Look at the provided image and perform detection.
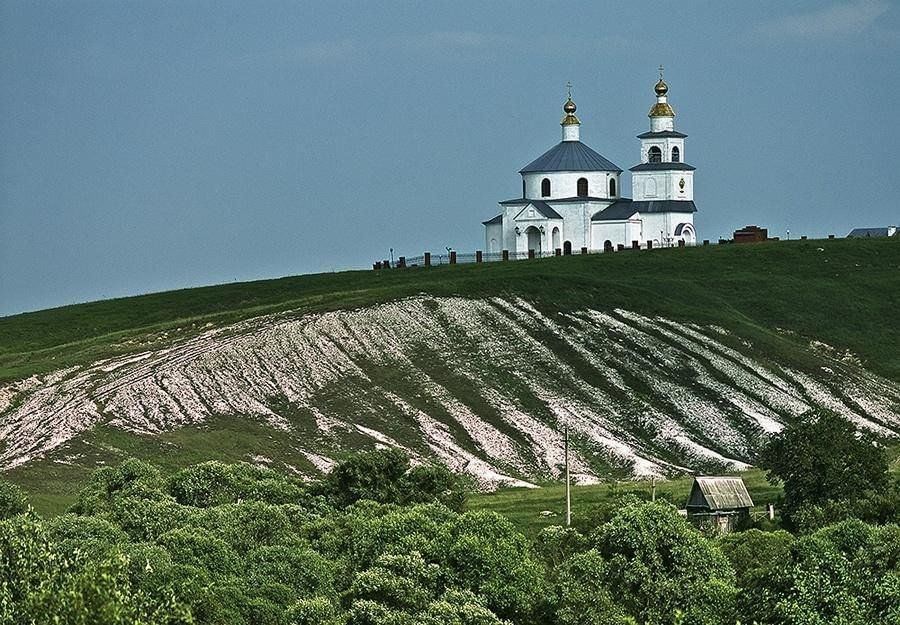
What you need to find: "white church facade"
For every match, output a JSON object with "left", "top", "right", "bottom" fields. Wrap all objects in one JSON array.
[{"left": 484, "top": 74, "right": 697, "bottom": 255}]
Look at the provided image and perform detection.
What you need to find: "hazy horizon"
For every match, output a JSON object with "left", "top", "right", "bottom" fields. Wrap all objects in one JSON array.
[{"left": 3, "top": 1, "right": 899, "bottom": 316}]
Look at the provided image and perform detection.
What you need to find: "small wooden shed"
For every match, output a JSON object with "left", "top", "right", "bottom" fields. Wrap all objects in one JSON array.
[{"left": 685, "top": 476, "right": 753, "bottom": 533}]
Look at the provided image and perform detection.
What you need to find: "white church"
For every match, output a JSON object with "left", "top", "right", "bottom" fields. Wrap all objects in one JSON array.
[{"left": 484, "top": 72, "right": 697, "bottom": 255}]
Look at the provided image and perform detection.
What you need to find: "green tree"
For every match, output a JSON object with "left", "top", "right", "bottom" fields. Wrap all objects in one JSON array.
[
  {"left": 550, "top": 550, "right": 630, "bottom": 625},
  {"left": 317, "top": 450, "right": 466, "bottom": 510},
  {"left": 720, "top": 529, "right": 795, "bottom": 623},
  {"left": 760, "top": 409, "right": 889, "bottom": 526},
  {"left": 0, "top": 480, "right": 28, "bottom": 519},
  {"left": 69, "top": 458, "right": 167, "bottom": 515},
  {"left": 592, "top": 501, "right": 737, "bottom": 625},
  {"left": 167, "top": 461, "right": 304, "bottom": 508}
]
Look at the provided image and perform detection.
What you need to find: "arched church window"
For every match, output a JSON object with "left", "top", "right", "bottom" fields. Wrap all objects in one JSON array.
[
  {"left": 648, "top": 146, "right": 662, "bottom": 163},
  {"left": 541, "top": 178, "right": 551, "bottom": 197},
  {"left": 609, "top": 178, "right": 616, "bottom": 197},
  {"left": 671, "top": 146, "right": 680, "bottom": 162},
  {"left": 577, "top": 178, "right": 588, "bottom": 197}
]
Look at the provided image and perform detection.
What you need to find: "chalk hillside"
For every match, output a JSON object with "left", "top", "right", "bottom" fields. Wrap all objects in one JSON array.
[{"left": 2, "top": 239, "right": 899, "bottom": 509}]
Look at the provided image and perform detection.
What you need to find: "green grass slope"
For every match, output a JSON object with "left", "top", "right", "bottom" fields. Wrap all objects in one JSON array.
[
  {"left": 2, "top": 239, "right": 899, "bottom": 516},
  {"left": 2, "top": 238, "right": 899, "bottom": 381}
]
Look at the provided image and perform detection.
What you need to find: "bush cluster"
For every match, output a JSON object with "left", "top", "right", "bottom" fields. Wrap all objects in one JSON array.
[{"left": 1, "top": 422, "right": 898, "bottom": 624}]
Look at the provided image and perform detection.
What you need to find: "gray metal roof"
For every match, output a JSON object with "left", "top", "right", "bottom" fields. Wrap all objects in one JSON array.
[
  {"left": 591, "top": 200, "right": 637, "bottom": 221},
  {"left": 520, "top": 141, "right": 622, "bottom": 174},
  {"left": 500, "top": 196, "right": 609, "bottom": 205},
  {"left": 520, "top": 201, "right": 563, "bottom": 219},
  {"left": 637, "top": 130, "right": 688, "bottom": 139},
  {"left": 847, "top": 227, "right": 897, "bottom": 238},
  {"left": 687, "top": 477, "right": 753, "bottom": 511},
  {"left": 591, "top": 199, "right": 696, "bottom": 221},
  {"left": 482, "top": 214, "right": 503, "bottom": 225},
  {"left": 629, "top": 162, "right": 696, "bottom": 172}
]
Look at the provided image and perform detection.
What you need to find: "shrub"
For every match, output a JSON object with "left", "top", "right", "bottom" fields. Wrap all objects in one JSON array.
[
  {"left": 0, "top": 480, "right": 28, "bottom": 519},
  {"left": 592, "top": 501, "right": 737, "bottom": 625}
]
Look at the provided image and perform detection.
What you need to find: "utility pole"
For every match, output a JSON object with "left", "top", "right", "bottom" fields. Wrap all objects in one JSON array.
[
  {"left": 651, "top": 476, "right": 657, "bottom": 502},
  {"left": 565, "top": 423, "right": 571, "bottom": 526}
]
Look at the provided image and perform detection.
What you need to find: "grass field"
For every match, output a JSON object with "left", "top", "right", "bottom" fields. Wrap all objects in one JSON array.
[
  {"left": 467, "top": 469, "right": 782, "bottom": 536},
  {"left": 2, "top": 238, "right": 899, "bottom": 382},
  {"left": 3, "top": 238, "right": 899, "bottom": 520}
]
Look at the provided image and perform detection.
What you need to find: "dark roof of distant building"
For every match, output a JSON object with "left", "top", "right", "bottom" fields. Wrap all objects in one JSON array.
[
  {"left": 687, "top": 477, "right": 754, "bottom": 511},
  {"left": 499, "top": 196, "right": 610, "bottom": 205},
  {"left": 629, "top": 162, "right": 696, "bottom": 172},
  {"left": 520, "top": 141, "right": 622, "bottom": 174},
  {"left": 482, "top": 214, "right": 503, "bottom": 225},
  {"left": 637, "top": 130, "right": 688, "bottom": 139},
  {"left": 847, "top": 226, "right": 897, "bottom": 238},
  {"left": 591, "top": 199, "right": 697, "bottom": 221}
]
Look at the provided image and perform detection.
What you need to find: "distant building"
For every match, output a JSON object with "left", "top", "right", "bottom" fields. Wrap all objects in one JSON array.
[
  {"left": 484, "top": 69, "right": 698, "bottom": 255},
  {"left": 685, "top": 476, "right": 753, "bottom": 533},
  {"left": 847, "top": 226, "right": 897, "bottom": 238},
  {"left": 733, "top": 225, "right": 768, "bottom": 244}
]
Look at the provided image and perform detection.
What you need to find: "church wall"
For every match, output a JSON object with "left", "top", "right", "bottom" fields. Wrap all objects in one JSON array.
[
  {"left": 590, "top": 220, "right": 643, "bottom": 249},
  {"left": 524, "top": 172, "right": 619, "bottom": 200},
  {"left": 632, "top": 171, "right": 693, "bottom": 201},
  {"left": 641, "top": 212, "right": 695, "bottom": 246},
  {"left": 639, "top": 138, "right": 684, "bottom": 164},
  {"left": 550, "top": 202, "right": 600, "bottom": 250},
  {"left": 484, "top": 222, "right": 503, "bottom": 254},
  {"left": 670, "top": 172, "right": 693, "bottom": 200},
  {"left": 650, "top": 115, "right": 674, "bottom": 132}
]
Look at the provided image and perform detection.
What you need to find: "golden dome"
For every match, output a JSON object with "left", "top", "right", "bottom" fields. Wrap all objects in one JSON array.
[
  {"left": 648, "top": 102, "right": 675, "bottom": 117},
  {"left": 561, "top": 96, "right": 580, "bottom": 125},
  {"left": 654, "top": 78, "right": 669, "bottom": 96}
]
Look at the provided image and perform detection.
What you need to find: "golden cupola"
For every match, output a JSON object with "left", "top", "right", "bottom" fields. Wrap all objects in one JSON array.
[
  {"left": 648, "top": 69, "right": 675, "bottom": 118},
  {"left": 561, "top": 96, "right": 580, "bottom": 126}
]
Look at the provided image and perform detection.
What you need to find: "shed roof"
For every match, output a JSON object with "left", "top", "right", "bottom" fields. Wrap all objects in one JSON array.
[
  {"left": 687, "top": 477, "right": 753, "bottom": 511},
  {"left": 520, "top": 141, "right": 622, "bottom": 174}
]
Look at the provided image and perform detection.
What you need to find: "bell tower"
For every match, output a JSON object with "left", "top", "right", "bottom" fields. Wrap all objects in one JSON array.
[{"left": 630, "top": 67, "right": 695, "bottom": 203}]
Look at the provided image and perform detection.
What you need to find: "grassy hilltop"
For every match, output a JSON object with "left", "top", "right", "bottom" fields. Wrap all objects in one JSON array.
[
  {"left": 2, "top": 238, "right": 899, "bottom": 515},
  {"left": 2, "top": 238, "right": 899, "bottom": 381}
]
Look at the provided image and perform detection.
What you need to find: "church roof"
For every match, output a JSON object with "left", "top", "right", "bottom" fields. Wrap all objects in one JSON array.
[
  {"left": 637, "top": 130, "right": 687, "bottom": 139},
  {"left": 520, "top": 141, "right": 622, "bottom": 174},
  {"left": 520, "top": 201, "right": 563, "bottom": 220},
  {"left": 629, "top": 162, "right": 696, "bottom": 172},
  {"left": 482, "top": 214, "right": 503, "bottom": 225},
  {"left": 499, "top": 196, "right": 609, "bottom": 205},
  {"left": 591, "top": 199, "right": 697, "bottom": 221},
  {"left": 590, "top": 200, "right": 638, "bottom": 221}
]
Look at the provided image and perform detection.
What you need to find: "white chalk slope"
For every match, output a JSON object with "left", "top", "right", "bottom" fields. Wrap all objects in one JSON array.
[{"left": 2, "top": 297, "right": 898, "bottom": 487}]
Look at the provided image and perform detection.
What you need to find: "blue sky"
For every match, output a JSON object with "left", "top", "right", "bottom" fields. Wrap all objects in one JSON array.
[{"left": 2, "top": 1, "right": 899, "bottom": 316}]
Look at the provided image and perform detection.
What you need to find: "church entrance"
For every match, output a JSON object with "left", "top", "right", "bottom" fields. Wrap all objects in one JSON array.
[
  {"left": 525, "top": 226, "right": 542, "bottom": 254},
  {"left": 563, "top": 241, "right": 572, "bottom": 255}
]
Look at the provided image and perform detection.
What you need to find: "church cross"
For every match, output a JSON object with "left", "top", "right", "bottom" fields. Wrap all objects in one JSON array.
[
  {"left": 658, "top": 65, "right": 664, "bottom": 80},
  {"left": 566, "top": 81, "right": 573, "bottom": 99}
]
